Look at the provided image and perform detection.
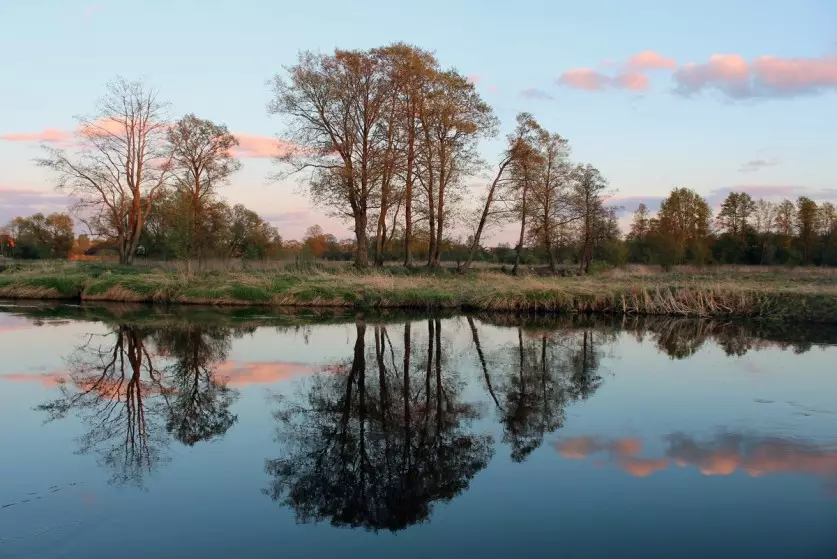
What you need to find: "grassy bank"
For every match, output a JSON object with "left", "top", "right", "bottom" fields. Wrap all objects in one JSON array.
[{"left": 2, "top": 262, "right": 837, "bottom": 322}]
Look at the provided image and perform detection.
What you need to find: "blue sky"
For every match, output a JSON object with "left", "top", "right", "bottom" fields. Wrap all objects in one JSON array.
[{"left": 1, "top": 0, "right": 836, "bottom": 241}]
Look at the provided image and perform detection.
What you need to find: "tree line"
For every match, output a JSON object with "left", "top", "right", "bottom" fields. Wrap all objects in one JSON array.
[
  {"left": 4, "top": 44, "right": 835, "bottom": 269},
  {"left": 627, "top": 188, "right": 837, "bottom": 267}
]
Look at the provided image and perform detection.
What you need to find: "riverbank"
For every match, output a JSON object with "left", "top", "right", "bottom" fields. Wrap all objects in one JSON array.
[{"left": 2, "top": 263, "right": 837, "bottom": 322}]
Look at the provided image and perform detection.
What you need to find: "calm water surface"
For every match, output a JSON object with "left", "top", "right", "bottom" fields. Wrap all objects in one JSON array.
[{"left": 1, "top": 303, "right": 836, "bottom": 558}]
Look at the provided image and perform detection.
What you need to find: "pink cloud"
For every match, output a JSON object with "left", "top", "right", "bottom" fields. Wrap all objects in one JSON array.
[
  {"left": 0, "top": 129, "right": 71, "bottom": 144},
  {"left": 216, "top": 361, "right": 315, "bottom": 386},
  {"left": 234, "top": 133, "right": 296, "bottom": 159},
  {"left": 557, "top": 69, "right": 648, "bottom": 92},
  {"left": 466, "top": 74, "right": 483, "bottom": 85},
  {"left": 752, "top": 55, "right": 837, "bottom": 94},
  {"left": 614, "top": 72, "right": 649, "bottom": 91},
  {"left": 626, "top": 50, "right": 677, "bottom": 71},
  {"left": 487, "top": 85, "right": 499, "bottom": 93},
  {"left": 674, "top": 54, "right": 837, "bottom": 98}
]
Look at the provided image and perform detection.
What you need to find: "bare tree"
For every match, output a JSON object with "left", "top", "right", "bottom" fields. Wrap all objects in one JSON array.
[
  {"left": 527, "top": 130, "right": 575, "bottom": 272},
  {"left": 269, "top": 50, "right": 391, "bottom": 268},
  {"left": 372, "top": 44, "right": 439, "bottom": 268},
  {"left": 572, "top": 164, "right": 610, "bottom": 274},
  {"left": 416, "top": 70, "right": 496, "bottom": 267},
  {"left": 167, "top": 114, "right": 240, "bottom": 271},
  {"left": 39, "top": 77, "right": 171, "bottom": 265},
  {"left": 463, "top": 113, "right": 541, "bottom": 271},
  {"left": 507, "top": 114, "right": 545, "bottom": 275}
]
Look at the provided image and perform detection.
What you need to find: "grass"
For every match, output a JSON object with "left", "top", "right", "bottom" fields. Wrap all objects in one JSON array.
[{"left": 2, "top": 261, "right": 837, "bottom": 322}]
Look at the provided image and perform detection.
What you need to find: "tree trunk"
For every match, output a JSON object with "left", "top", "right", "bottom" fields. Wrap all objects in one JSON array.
[
  {"left": 403, "top": 321, "right": 411, "bottom": 453},
  {"left": 464, "top": 160, "right": 510, "bottom": 270},
  {"left": 403, "top": 118, "right": 415, "bottom": 269},
  {"left": 354, "top": 211, "right": 369, "bottom": 268},
  {"left": 467, "top": 316, "right": 500, "bottom": 409},
  {"left": 512, "top": 184, "right": 528, "bottom": 276}
]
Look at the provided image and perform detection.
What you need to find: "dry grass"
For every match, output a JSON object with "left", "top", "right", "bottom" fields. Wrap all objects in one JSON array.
[{"left": 2, "top": 262, "right": 837, "bottom": 322}]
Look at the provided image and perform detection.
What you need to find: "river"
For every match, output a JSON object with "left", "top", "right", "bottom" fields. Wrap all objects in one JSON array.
[{"left": 1, "top": 302, "right": 836, "bottom": 558}]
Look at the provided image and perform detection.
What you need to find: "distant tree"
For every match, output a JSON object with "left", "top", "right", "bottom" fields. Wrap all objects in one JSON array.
[
  {"left": 4, "top": 212, "right": 74, "bottom": 259},
  {"left": 227, "top": 204, "right": 281, "bottom": 259},
  {"left": 167, "top": 114, "right": 241, "bottom": 271},
  {"left": 652, "top": 187, "right": 712, "bottom": 264},
  {"left": 75, "top": 233, "right": 91, "bottom": 255},
  {"left": 39, "top": 77, "right": 172, "bottom": 265},
  {"left": 572, "top": 164, "right": 610, "bottom": 273},
  {"left": 303, "top": 224, "right": 329, "bottom": 258},
  {"left": 774, "top": 199, "right": 796, "bottom": 236},
  {"left": 627, "top": 203, "right": 652, "bottom": 263},
  {"left": 717, "top": 192, "right": 755, "bottom": 237},
  {"left": 795, "top": 196, "right": 819, "bottom": 264}
]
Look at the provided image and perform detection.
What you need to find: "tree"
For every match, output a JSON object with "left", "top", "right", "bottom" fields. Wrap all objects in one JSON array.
[
  {"left": 753, "top": 199, "right": 777, "bottom": 264},
  {"left": 627, "top": 203, "right": 652, "bottom": 263},
  {"left": 167, "top": 114, "right": 240, "bottom": 271},
  {"left": 303, "top": 224, "right": 329, "bottom": 258},
  {"left": 4, "top": 212, "right": 74, "bottom": 259},
  {"left": 464, "top": 113, "right": 540, "bottom": 271},
  {"left": 39, "top": 77, "right": 172, "bottom": 265},
  {"left": 75, "top": 233, "right": 91, "bottom": 255},
  {"left": 572, "top": 164, "right": 610, "bottom": 273},
  {"left": 653, "top": 187, "right": 712, "bottom": 264},
  {"left": 796, "top": 196, "right": 819, "bottom": 264},
  {"left": 527, "top": 130, "right": 575, "bottom": 272},
  {"left": 774, "top": 199, "right": 796, "bottom": 237},
  {"left": 269, "top": 49, "right": 392, "bottom": 268},
  {"left": 507, "top": 114, "right": 545, "bottom": 275},
  {"left": 227, "top": 204, "right": 281, "bottom": 259},
  {"left": 372, "top": 44, "right": 439, "bottom": 268},
  {"left": 819, "top": 202, "right": 837, "bottom": 266},
  {"left": 717, "top": 192, "right": 755, "bottom": 237},
  {"left": 417, "top": 70, "right": 497, "bottom": 267}
]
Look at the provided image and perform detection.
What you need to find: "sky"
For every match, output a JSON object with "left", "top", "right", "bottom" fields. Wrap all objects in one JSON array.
[{"left": 1, "top": 0, "right": 836, "bottom": 242}]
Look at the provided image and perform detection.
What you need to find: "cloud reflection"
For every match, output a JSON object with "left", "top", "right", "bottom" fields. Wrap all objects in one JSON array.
[{"left": 555, "top": 433, "right": 837, "bottom": 488}]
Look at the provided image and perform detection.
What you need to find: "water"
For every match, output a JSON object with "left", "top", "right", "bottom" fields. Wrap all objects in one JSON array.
[{"left": 1, "top": 302, "right": 836, "bottom": 558}]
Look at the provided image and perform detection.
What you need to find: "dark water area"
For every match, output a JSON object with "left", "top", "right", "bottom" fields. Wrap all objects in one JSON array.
[{"left": 1, "top": 302, "right": 836, "bottom": 558}]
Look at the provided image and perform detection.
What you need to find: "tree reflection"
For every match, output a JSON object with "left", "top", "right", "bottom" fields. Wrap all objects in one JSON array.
[
  {"left": 154, "top": 325, "right": 238, "bottom": 446},
  {"left": 468, "top": 316, "right": 607, "bottom": 462},
  {"left": 265, "top": 319, "right": 493, "bottom": 531},
  {"left": 37, "top": 322, "right": 241, "bottom": 485}
]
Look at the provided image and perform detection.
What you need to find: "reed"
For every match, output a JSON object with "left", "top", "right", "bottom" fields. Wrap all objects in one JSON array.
[{"left": 1, "top": 264, "right": 836, "bottom": 322}]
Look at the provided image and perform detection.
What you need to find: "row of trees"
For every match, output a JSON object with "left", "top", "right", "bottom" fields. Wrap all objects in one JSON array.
[
  {"left": 26, "top": 48, "right": 837, "bottom": 270},
  {"left": 628, "top": 189, "right": 837, "bottom": 266},
  {"left": 271, "top": 45, "right": 617, "bottom": 271}
]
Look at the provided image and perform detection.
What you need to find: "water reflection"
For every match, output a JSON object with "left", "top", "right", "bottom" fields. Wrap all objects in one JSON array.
[
  {"left": 4, "top": 303, "right": 836, "bottom": 531},
  {"left": 556, "top": 433, "right": 837, "bottom": 488},
  {"left": 468, "top": 316, "right": 607, "bottom": 462},
  {"left": 36, "top": 321, "right": 248, "bottom": 485},
  {"left": 265, "top": 320, "right": 494, "bottom": 531}
]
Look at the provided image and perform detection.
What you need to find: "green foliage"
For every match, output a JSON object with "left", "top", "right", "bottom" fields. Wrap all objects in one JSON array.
[{"left": 4, "top": 212, "right": 75, "bottom": 259}]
